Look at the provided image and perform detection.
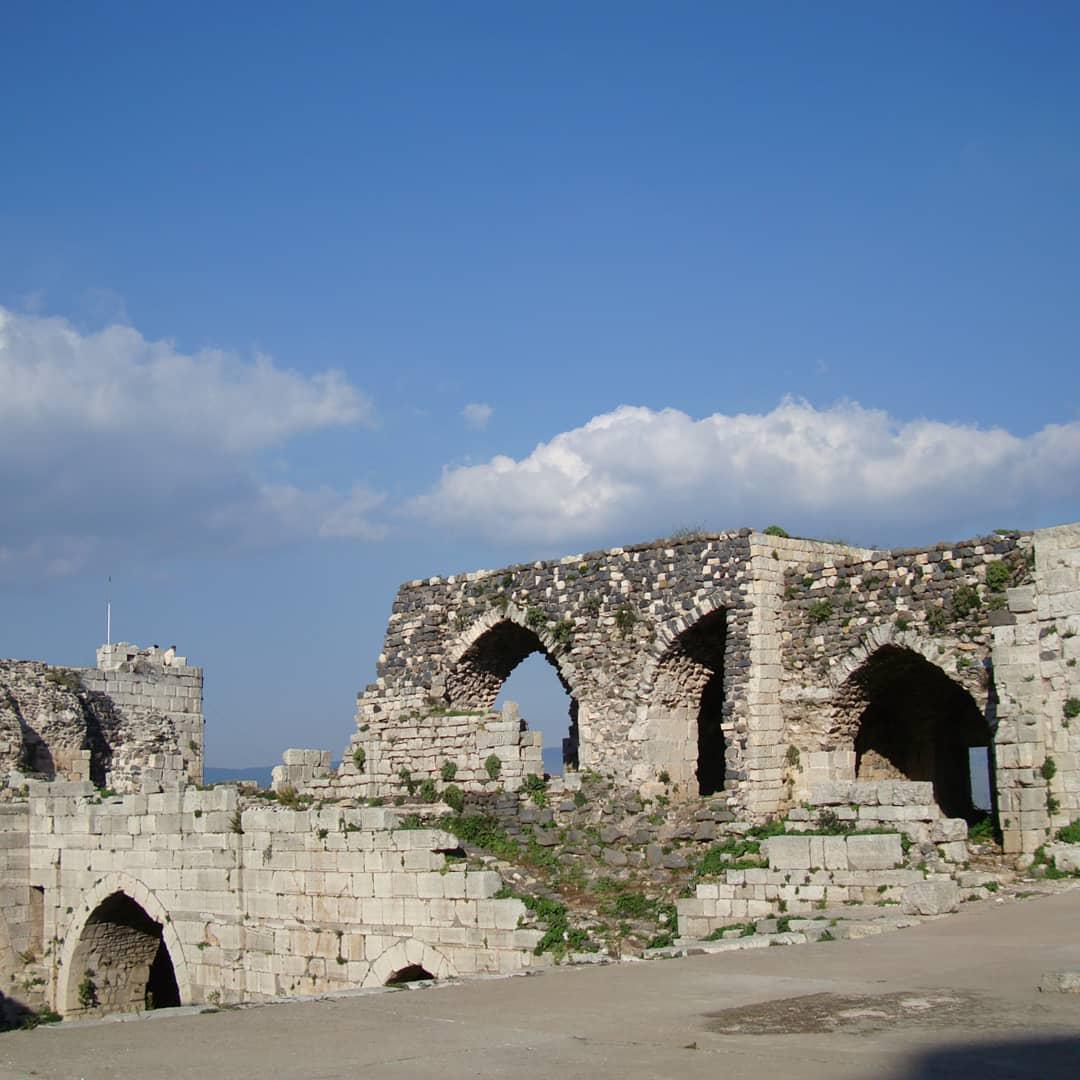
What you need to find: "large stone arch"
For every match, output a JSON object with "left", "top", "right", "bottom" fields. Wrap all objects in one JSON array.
[
  {"left": 830, "top": 641, "right": 994, "bottom": 821},
  {"left": 56, "top": 873, "right": 191, "bottom": 1016},
  {"left": 634, "top": 602, "right": 732, "bottom": 796},
  {"left": 828, "top": 621, "right": 990, "bottom": 704},
  {"left": 443, "top": 606, "right": 585, "bottom": 769},
  {"left": 363, "top": 938, "right": 454, "bottom": 988}
]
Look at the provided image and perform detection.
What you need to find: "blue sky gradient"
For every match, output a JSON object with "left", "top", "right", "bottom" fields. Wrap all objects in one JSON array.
[{"left": 2, "top": 3, "right": 1078, "bottom": 763}]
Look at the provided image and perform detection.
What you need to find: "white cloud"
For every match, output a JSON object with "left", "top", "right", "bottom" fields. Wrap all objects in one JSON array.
[
  {"left": 462, "top": 402, "right": 493, "bottom": 430},
  {"left": 0, "top": 307, "right": 381, "bottom": 580},
  {"left": 410, "top": 400, "right": 1080, "bottom": 548}
]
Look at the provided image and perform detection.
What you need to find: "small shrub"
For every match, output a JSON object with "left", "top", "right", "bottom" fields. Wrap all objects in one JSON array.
[
  {"left": 1065, "top": 698, "right": 1080, "bottom": 721},
  {"left": 77, "top": 972, "right": 98, "bottom": 1009},
  {"left": 785, "top": 745, "right": 801, "bottom": 768},
  {"left": 895, "top": 616, "right": 910, "bottom": 632},
  {"left": 658, "top": 770, "right": 671, "bottom": 785},
  {"left": 277, "top": 784, "right": 300, "bottom": 807},
  {"left": 526, "top": 606, "right": 546, "bottom": 630},
  {"left": 967, "top": 817, "right": 996, "bottom": 842},
  {"left": 614, "top": 605, "right": 637, "bottom": 637},
  {"left": 1056, "top": 819, "right": 1080, "bottom": 844},
  {"left": 522, "top": 773, "right": 548, "bottom": 806},
  {"left": 1041, "top": 757, "right": 1057, "bottom": 782},
  {"left": 440, "top": 760, "right": 458, "bottom": 783},
  {"left": 552, "top": 620, "right": 574, "bottom": 648},
  {"left": 484, "top": 754, "right": 502, "bottom": 781},
  {"left": 926, "top": 606, "right": 949, "bottom": 633},
  {"left": 351, "top": 747, "right": 366, "bottom": 773},
  {"left": 442, "top": 784, "right": 464, "bottom": 814},
  {"left": 808, "top": 600, "right": 833, "bottom": 624},
  {"left": 985, "top": 561, "right": 1010, "bottom": 592},
  {"left": 952, "top": 585, "right": 981, "bottom": 619},
  {"left": 763, "top": 525, "right": 789, "bottom": 538},
  {"left": 417, "top": 778, "right": 438, "bottom": 803},
  {"left": 816, "top": 808, "right": 853, "bottom": 834},
  {"left": 229, "top": 809, "right": 244, "bottom": 835},
  {"left": 398, "top": 768, "right": 417, "bottom": 796},
  {"left": 44, "top": 668, "right": 82, "bottom": 693},
  {"left": 573, "top": 790, "right": 587, "bottom": 808}
]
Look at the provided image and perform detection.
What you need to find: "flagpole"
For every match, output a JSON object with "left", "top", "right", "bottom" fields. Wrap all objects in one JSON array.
[{"left": 106, "top": 576, "right": 112, "bottom": 646}]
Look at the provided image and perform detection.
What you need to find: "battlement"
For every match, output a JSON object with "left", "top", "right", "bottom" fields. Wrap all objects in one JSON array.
[{"left": 96, "top": 642, "right": 191, "bottom": 672}]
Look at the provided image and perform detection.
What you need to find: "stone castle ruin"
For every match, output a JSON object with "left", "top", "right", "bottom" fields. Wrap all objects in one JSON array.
[{"left": 0, "top": 522, "right": 1077, "bottom": 1024}]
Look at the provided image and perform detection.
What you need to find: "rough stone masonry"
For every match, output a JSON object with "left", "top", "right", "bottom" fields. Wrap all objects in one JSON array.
[{"left": 0, "top": 521, "right": 1076, "bottom": 1022}]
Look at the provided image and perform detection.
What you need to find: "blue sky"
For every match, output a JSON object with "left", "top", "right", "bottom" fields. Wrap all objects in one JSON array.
[{"left": 2, "top": 2, "right": 1078, "bottom": 765}]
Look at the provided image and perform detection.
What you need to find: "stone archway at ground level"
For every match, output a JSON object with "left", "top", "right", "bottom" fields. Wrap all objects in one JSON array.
[
  {"left": 835, "top": 645, "right": 993, "bottom": 822},
  {"left": 57, "top": 874, "right": 190, "bottom": 1017},
  {"left": 363, "top": 940, "right": 454, "bottom": 988}
]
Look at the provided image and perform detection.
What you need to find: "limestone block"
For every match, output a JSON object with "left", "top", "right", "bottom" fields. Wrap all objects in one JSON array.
[
  {"left": 806, "top": 782, "right": 852, "bottom": 806},
  {"left": 846, "top": 833, "right": 902, "bottom": 870},
  {"left": 1039, "top": 970, "right": 1080, "bottom": 993},
  {"left": 931, "top": 818, "right": 968, "bottom": 843},
  {"left": 901, "top": 880, "right": 959, "bottom": 915},
  {"left": 1052, "top": 845, "right": 1080, "bottom": 873},
  {"left": 763, "top": 835, "right": 811, "bottom": 870},
  {"left": 823, "top": 835, "right": 849, "bottom": 870}
]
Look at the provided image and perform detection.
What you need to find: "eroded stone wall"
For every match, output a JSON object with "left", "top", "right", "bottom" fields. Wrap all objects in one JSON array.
[
  {"left": 343, "top": 532, "right": 758, "bottom": 807},
  {"left": 0, "top": 643, "right": 203, "bottom": 794},
  {"left": 2, "top": 782, "right": 540, "bottom": 1015}
]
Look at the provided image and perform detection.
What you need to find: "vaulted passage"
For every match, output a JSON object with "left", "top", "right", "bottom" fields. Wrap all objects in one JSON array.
[
  {"left": 652, "top": 608, "right": 729, "bottom": 796},
  {"left": 844, "top": 646, "right": 991, "bottom": 821},
  {"left": 67, "top": 893, "right": 180, "bottom": 1016},
  {"left": 447, "top": 620, "right": 579, "bottom": 770}
]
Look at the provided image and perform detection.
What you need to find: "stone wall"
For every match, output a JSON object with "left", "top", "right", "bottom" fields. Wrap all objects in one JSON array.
[
  {"left": 992, "top": 524, "right": 1080, "bottom": 852},
  {"left": 342, "top": 532, "right": 759, "bottom": 808},
  {"left": 0, "top": 643, "right": 202, "bottom": 795},
  {"left": 314, "top": 523, "right": 1080, "bottom": 853},
  {"left": 0, "top": 782, "right": 543, "bottom": 1017},
  {"left": 83, "top": 643, "right": 204, "bottom": 787}
]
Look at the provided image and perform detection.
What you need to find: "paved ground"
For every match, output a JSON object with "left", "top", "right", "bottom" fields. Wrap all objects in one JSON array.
[{"left": 2, "top": 887, "right": 1079, "bottom": 1079}]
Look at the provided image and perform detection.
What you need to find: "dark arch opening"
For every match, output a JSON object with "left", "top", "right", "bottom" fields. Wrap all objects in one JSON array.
[
  {"left": 847, "top": 646, "right": 992, "bottom": 822},
  {"left": 448, "top": 621, "right": 579, "bottom": 772},
  {"left": 68, "top": 892, "right": 180, "bottom": 1016},
  {"left": 386, "top": 964, "right": 434, "bottom": 986},
  {"left": 654, "top": 608, "right": 728, "bottom": 796},
  {"left": 681, "top": 610, "right": 728, "bottom": 797}
]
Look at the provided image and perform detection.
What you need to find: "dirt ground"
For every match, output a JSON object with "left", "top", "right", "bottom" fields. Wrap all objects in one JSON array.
[{"left": 2, "top": 885, "right": 1078, "bottom": 1080}]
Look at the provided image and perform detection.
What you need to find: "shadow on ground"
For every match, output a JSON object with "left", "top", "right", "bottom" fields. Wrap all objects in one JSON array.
[{"left": 888, "top": 1035, "right": 1080, "bottom": 1079}]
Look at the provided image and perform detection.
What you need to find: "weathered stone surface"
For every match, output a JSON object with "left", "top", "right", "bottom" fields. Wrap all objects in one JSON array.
[
  {"left": 1039, "top": 970, "right": 1080, "bottom": 993},
  {"left": 901, "top": 880, "right": 960, "bottom": 916},
  {"left": 846, "top": 834, "right": 902, "bottom": 871}
]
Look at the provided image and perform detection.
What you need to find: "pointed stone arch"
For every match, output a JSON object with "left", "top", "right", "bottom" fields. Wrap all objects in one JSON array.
[
  {"left": 443, "top": 606, "right": 584, "bottom": 769},
  {"left": 827, "top": 620, "right": 990, "bottom": 705},
  {"left": 363, "top": 938, "right": 454, "bottom": 988},
  {"left": 831, "top": 642, "right": 993, "bottom": 821},
  {"left": 56, "top": 873, "right": 191, "bottom": 1016},
  {"left": 634, "top": 602, "right": 732, "bottom": 796}
]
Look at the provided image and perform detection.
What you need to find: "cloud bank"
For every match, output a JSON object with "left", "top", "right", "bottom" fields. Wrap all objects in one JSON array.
[
  {"left": 0, "top": 307, "right": 379, "bottom": 580},
  {"left": 410, "top": 401, "right": 1080, "bottom": 548}
]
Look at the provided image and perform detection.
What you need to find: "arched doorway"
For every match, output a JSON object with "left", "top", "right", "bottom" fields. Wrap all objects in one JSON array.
[
  {"left": 65, "top": 892, "right": 181, "bottom": 1016},
  {"left": 840, "top": 645, "right": 992, "bottom": 821},
  {"left": 447, "top": 620, "right": 579, "bottom": 771},
  {"left": 649, "top": 608, "right": 729, "bottom": 796},
  {"left": 385, "top": 964, "right": 434, "bottom": 986}
]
